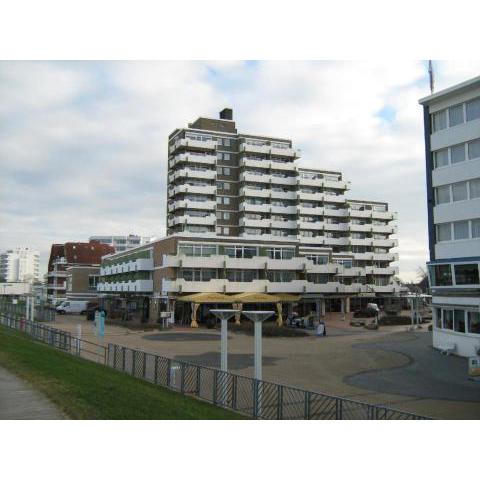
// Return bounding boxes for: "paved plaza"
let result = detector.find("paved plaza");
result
[52,314,480,419]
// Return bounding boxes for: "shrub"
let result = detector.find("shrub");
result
[378,315,412,326]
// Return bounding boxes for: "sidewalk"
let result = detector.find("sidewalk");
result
[0,366,64,420]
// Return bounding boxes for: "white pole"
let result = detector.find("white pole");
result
[410,297,414,330]
[254,321,262,380]
[221,317,228,372]
[25,296,29,320]
[76,323,82,355]
[30,296,34,322]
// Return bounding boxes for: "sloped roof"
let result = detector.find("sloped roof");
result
[48,241,114,271]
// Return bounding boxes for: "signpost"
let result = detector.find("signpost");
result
[468,356,480,381]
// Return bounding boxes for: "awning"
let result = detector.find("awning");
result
[274,293,301,302]
[176,292,234,304]
[230,292,281,303]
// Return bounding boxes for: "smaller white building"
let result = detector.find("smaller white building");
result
[0,247,40,282]
[89,235,154,253]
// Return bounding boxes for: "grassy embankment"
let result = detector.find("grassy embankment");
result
[0,325,243,420]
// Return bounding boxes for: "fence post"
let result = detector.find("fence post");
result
[167,359,172,388]
[304,391,311,420]
[277,384,283,420]
[131,350,136,376]
[143,352,147,379]
[196,365,201,395]
[336,398,342,420]
[231,375,237,410]
[213,369,218,405]
[154,356,159,384]
[253,379,259,419]
[122,347,126,371]
[113,344,117,368]
[180,363,185,394]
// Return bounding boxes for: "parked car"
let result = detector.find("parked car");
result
[56,300,89,315]
[353,309,378,318]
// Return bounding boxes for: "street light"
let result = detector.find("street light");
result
[210,309,240,372]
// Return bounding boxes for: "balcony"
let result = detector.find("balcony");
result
[270,190,297,200]
[365,266,399,275]
[298,206,323,216]
[169,138,217,154]
[241,172,271,184]
[324,237,350,246]
[270,175,297,186]
[298,191,323,201]
[336,267,366,277]
[169,184,216,196]
[240,186,270,198]
[240,218,271,228]
[324,222,349,231]
[270,160,296,171]
[98,280,153,293]
[270,205,297,215]
[168,199,216,212]
[241,158,270,169]
[324,179,348,190]
[240,202,270,213]
[266,257,306,270]
[169,168,216,182]
[323,194,345,203]
[305,263,338,274]
[298,221,324,230]
[299,236,325,245]
[240,143,271,155]
[169,153,217,168]
[169,214,216,227]
[270,219,297,229]
[372,224,396,234]
[324,208,348,217]
[270,146,299,158]
[372,210,396,221]
[349,224,373,233]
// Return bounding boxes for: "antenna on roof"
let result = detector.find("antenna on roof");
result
[428,60,435,94]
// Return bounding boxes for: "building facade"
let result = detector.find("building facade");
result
[0,247,39,282]
[419,75,480,357]
[97,109,400,324]
[89,235,153,252]
[47,240,115,304]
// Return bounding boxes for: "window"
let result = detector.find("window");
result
[453,221,469,240]
[267,271,296,282]
[224,139,231,147]
[466,97,480,122]
[437,223,451,241]
[472,219,480,238]
[452,182,468,202]
[226,270,258,282]
[305,254,329,265]
[467,311,480,334]
[470,178,480,199]
[434,264,452,286]
[454,264,479,285]
[453,310,466,333]
[267,248,295,260]
[432,110,447,131]
[443,310,454,330]
[434,149,449,168]
[436,185,451,204]
[306,273,329,284]
[449,104,464,127]
[468,138,480,160]
[223,153,230,161]
[435,308,442,329]
[450,144,465,164]
[178,244,217,257]
[224,246,258,259]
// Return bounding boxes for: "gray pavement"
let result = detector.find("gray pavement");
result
[0,367,64,420]
[346,331,480,402]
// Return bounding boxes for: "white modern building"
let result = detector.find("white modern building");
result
[97,109,400,324]
[89,235,153,252]
[0,247,40,282]
[419,75,480,357]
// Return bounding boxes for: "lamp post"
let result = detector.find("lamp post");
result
[210,309,240,372]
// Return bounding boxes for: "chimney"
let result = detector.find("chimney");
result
[219,108,233,120]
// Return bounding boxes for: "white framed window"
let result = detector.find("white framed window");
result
[432,110,447,131]
[471,219,480,238]
[448,104,464,127]
[450,143,466,164]
[452,182,468,202]
[437,223,452,242]
[470,178,480,199]
[453,221,469,240]
[434,148,449,168]
[436,185,451,204]
[468,138,480,160]
[466,97,480,122]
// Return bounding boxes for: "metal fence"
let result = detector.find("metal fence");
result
[0,299,55,322]
[0,309,431,420]
[0,314,107,364]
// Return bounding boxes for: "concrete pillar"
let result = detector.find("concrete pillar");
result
[345,296,351,313]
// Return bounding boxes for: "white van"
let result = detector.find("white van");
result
[56,300,89,315]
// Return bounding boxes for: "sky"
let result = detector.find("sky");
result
[1,60,479,281]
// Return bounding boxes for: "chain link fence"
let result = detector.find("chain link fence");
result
[0,305,431,420]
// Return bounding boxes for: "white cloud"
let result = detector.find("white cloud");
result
[1,60,479,281]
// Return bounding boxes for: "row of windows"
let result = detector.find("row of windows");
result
[436,218,480,242]
[435,178,480,204]
[431,97,480,132]
[433,138,480,168]
[435,308,480,335]
[177,244,296,260]
[429,263,480,287]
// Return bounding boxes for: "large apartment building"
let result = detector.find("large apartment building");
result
[0,247,39,282]
[97,109,399,324]
[89,235,153,253]
[419,76,480,357]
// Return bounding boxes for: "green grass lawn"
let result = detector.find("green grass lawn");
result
[0,325,244,420]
